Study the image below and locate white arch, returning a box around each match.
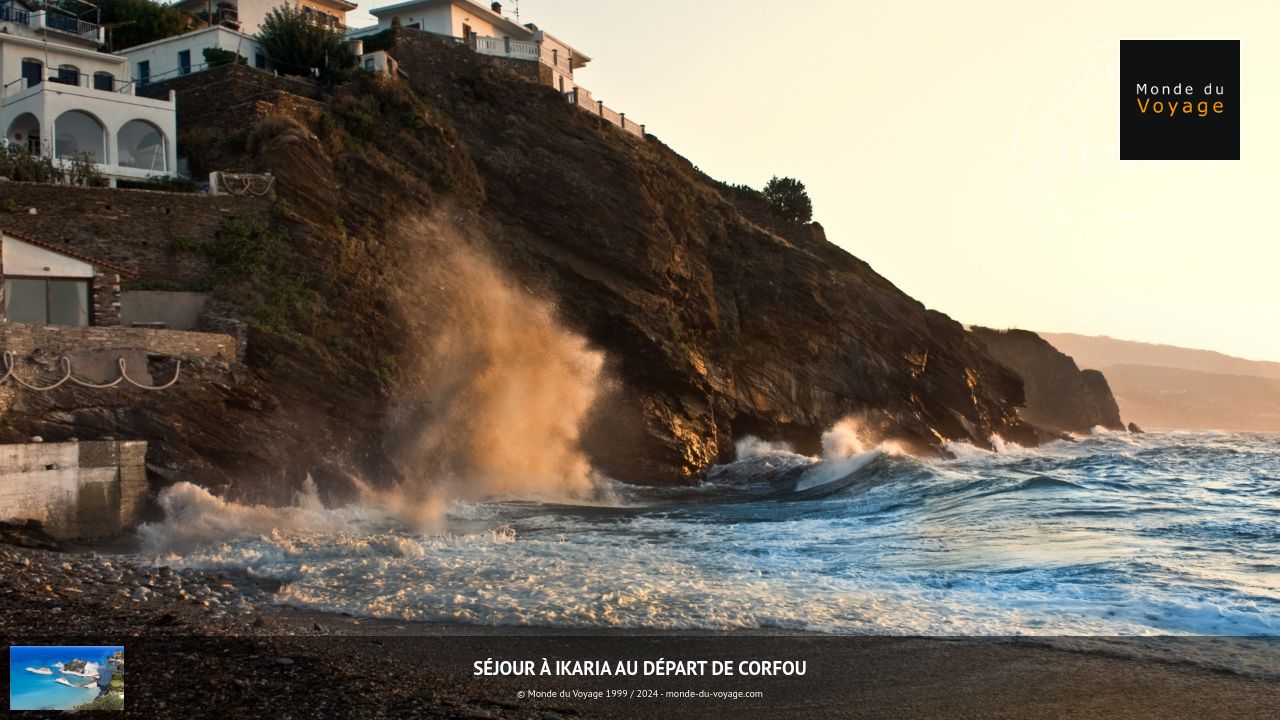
[116,119,167,172]
[53,109,107,164]
[6,112,41,154]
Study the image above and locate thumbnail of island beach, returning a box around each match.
[9,646,124,712]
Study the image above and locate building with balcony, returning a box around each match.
[168,0,357,35]
[1,0,178,182]
[363,0,590,94]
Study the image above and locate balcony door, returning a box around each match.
[20,59,42,88]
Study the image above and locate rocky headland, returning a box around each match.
[969,327,1125,435]
[1,30,1120,505]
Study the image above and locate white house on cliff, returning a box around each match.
[0,0,178,181]
[363,0,590,95]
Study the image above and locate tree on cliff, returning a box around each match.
[259,6,356,84]
[96,0,189,52]
[762,176,814,224]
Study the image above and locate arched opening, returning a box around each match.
[116,119,167,172]
[93,71,115,92]
[53,110,106,164]
[6,113,41,154]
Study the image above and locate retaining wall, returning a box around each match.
[0,440,148,539]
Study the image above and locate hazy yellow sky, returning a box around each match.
[359,1,1279,362]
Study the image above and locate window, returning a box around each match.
[137,60,150,85]
[178,50,191,75]
[254,53,266,69]
[4,278,90,326]
[20,59,42,88]
[364,58,375,70]
[93,72,114,91]
[54,65,79,86]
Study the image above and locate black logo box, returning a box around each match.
[1120,40,1239,160]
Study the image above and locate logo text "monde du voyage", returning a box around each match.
[1134,83,1227,118]
[1120,40,1239,160]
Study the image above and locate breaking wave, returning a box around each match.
[137,430,1280,647]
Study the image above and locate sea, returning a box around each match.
[139,431,1279,641]
[8,646,118,711]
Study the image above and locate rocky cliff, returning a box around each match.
[969,327,1124,434]
[2,32,1065,500]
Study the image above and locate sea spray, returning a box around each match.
[383,217,609,523]
[142,216,612,548]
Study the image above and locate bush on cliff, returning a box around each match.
[762,175,814,224]
[97,0,189,52]
[259,6,356,84]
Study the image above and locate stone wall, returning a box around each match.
[0,182,270,284]
[0,440,148,539]
[138,63,321,127]
[92,268,123,327]
[0,323,237,361]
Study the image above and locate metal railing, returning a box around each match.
[0,4,31,25]
[43,9,98,39]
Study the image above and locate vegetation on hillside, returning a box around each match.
[96,0,189,52]
[0,144,103,187]
[259,6,356,84]
[762,175,814,224]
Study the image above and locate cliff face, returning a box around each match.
[1,33,1059,497]
[969,327,1124,434]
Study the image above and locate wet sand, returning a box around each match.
[1,544,1277,719]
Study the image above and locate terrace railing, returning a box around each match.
[43,9,98,39]
[0,4,31,25]
[568,88,644,139]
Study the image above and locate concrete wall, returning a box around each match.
[121,291,210,330]
[0,440,147,539]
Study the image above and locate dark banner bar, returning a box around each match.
[4,634,1278,719]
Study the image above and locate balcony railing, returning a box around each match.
[472,35,541,62]
[0,4,31,25]
[43,9,98,39]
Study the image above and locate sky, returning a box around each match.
[354,0,1279,362]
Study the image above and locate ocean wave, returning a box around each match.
[133,431,1280,655]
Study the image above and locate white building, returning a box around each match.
[0,0,179,181]
[115,0,358,85]
[363,0,590,94]
[169,0,358,36]
[120,25,267,85]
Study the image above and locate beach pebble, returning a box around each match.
[459,709,493,719]
[540,713,565,720]
[275,657,295,666]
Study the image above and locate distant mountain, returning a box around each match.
[1038,333,1280,431]
[1041,333,1280,381]
[1099,365,1280,432]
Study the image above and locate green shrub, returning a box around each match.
[0,144,103,186]
[259,6,356,85]
[97,0,189,52]
[203,47,247,68]
[762,176,814,224]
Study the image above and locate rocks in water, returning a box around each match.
[969,328,1125,435]
[1128,422,1145,434]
